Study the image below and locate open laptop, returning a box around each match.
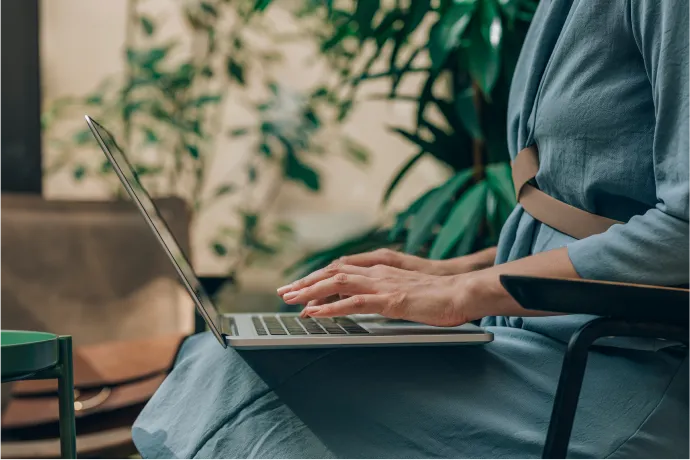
[85,115,493,349]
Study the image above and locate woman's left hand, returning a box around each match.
[280,263,476,327]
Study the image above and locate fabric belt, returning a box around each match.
[512,146,623,239]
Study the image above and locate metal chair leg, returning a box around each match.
[57,336,77,459]
[542,318,688,459]
[542,319,602,458]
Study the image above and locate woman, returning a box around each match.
[133,0,688,457]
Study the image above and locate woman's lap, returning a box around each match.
[132,328,688,458]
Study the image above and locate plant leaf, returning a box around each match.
[211,242,228,256]
[73,165,87,181]
[416,69,440,127]
[404,168,474,254]
[214,184,235,197]
[372,10,400,49]
[485,162,516,207]
[227,57,246,85]
[253,0,272,11]
[186,94,222,107]
[429,180,487,259]
[389,0,429,82]
[321,23,354,52]
[353,0,380,39]
[390,46,424,98]
[186,144,200,159]
[405,0,430,35]
[259,143,272,157]
[454,86,483,139]
[200,2,218,16]
[143,127,159,144]
[428,2,475,74]
[284,151,320,191]
[343,138,370,165]
[390,128,437,158]
[140,16,155,36]
[134,164,164,176]
[228,128,249,137]
[382,150,425,204]
[466,0,502,95]
[389,186,437,241]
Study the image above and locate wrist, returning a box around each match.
[435,246,498,276]
[450,269,514,322]
[430,259,463,276]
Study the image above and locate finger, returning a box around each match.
[339,249,398,268]
[299,296,338,318]
[307,296,338,307]
[278,264,369,295]
[302,294,387,317]
[283,274,376,305]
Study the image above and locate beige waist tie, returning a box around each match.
[512,146,623,240]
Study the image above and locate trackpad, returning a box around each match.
[351,315,484,336]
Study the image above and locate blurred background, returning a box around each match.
[1,0,536,456]
[39,0,451,292]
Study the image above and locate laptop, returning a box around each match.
[85,115,493,349]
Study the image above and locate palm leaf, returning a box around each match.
[429,181,487,259]
[382,150,426,204]
[404,168,474,254]
[389,186,437,241]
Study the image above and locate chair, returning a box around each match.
[2,332,76,459]
[500,275,689,459]
[1,193,195,458]
[1,193,195,344]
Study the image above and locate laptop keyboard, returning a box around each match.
[252,315,369,336]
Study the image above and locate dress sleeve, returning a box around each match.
[567,0,689,285]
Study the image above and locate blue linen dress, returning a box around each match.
[132,0,689,457]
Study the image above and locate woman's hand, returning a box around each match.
[324,247,498,277]
[277,247,581,325]
[279,263,477,327]
[335,249,446,275]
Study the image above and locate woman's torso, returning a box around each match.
[488,0,688,347]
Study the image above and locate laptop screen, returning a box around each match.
[85,115,226,346]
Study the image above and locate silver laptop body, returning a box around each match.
[85,115,493,349]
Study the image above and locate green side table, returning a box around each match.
[1,331,77,458]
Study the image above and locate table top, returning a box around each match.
[1,330,60,382]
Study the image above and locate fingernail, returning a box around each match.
[277,284,293,295]
[283,291,299,301]
[305,307,322,316]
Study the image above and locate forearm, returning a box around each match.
[457,247,580,321]
[436,246,497,275]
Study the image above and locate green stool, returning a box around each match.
[1,331,77,458]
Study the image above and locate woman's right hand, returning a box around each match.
[277,247,497,306]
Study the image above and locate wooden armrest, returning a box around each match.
[499,275,689,325]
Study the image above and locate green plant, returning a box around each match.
[279,0,538,277]
[42,0,370,277]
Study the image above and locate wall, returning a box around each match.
[40,0,449,288]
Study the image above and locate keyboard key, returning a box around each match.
[262,316,288,335]
[251,316,268,335]
[333,317,369,334]
[279,317,309,336]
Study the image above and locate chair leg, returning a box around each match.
[542,318,689,459]
[57,336,77,459]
